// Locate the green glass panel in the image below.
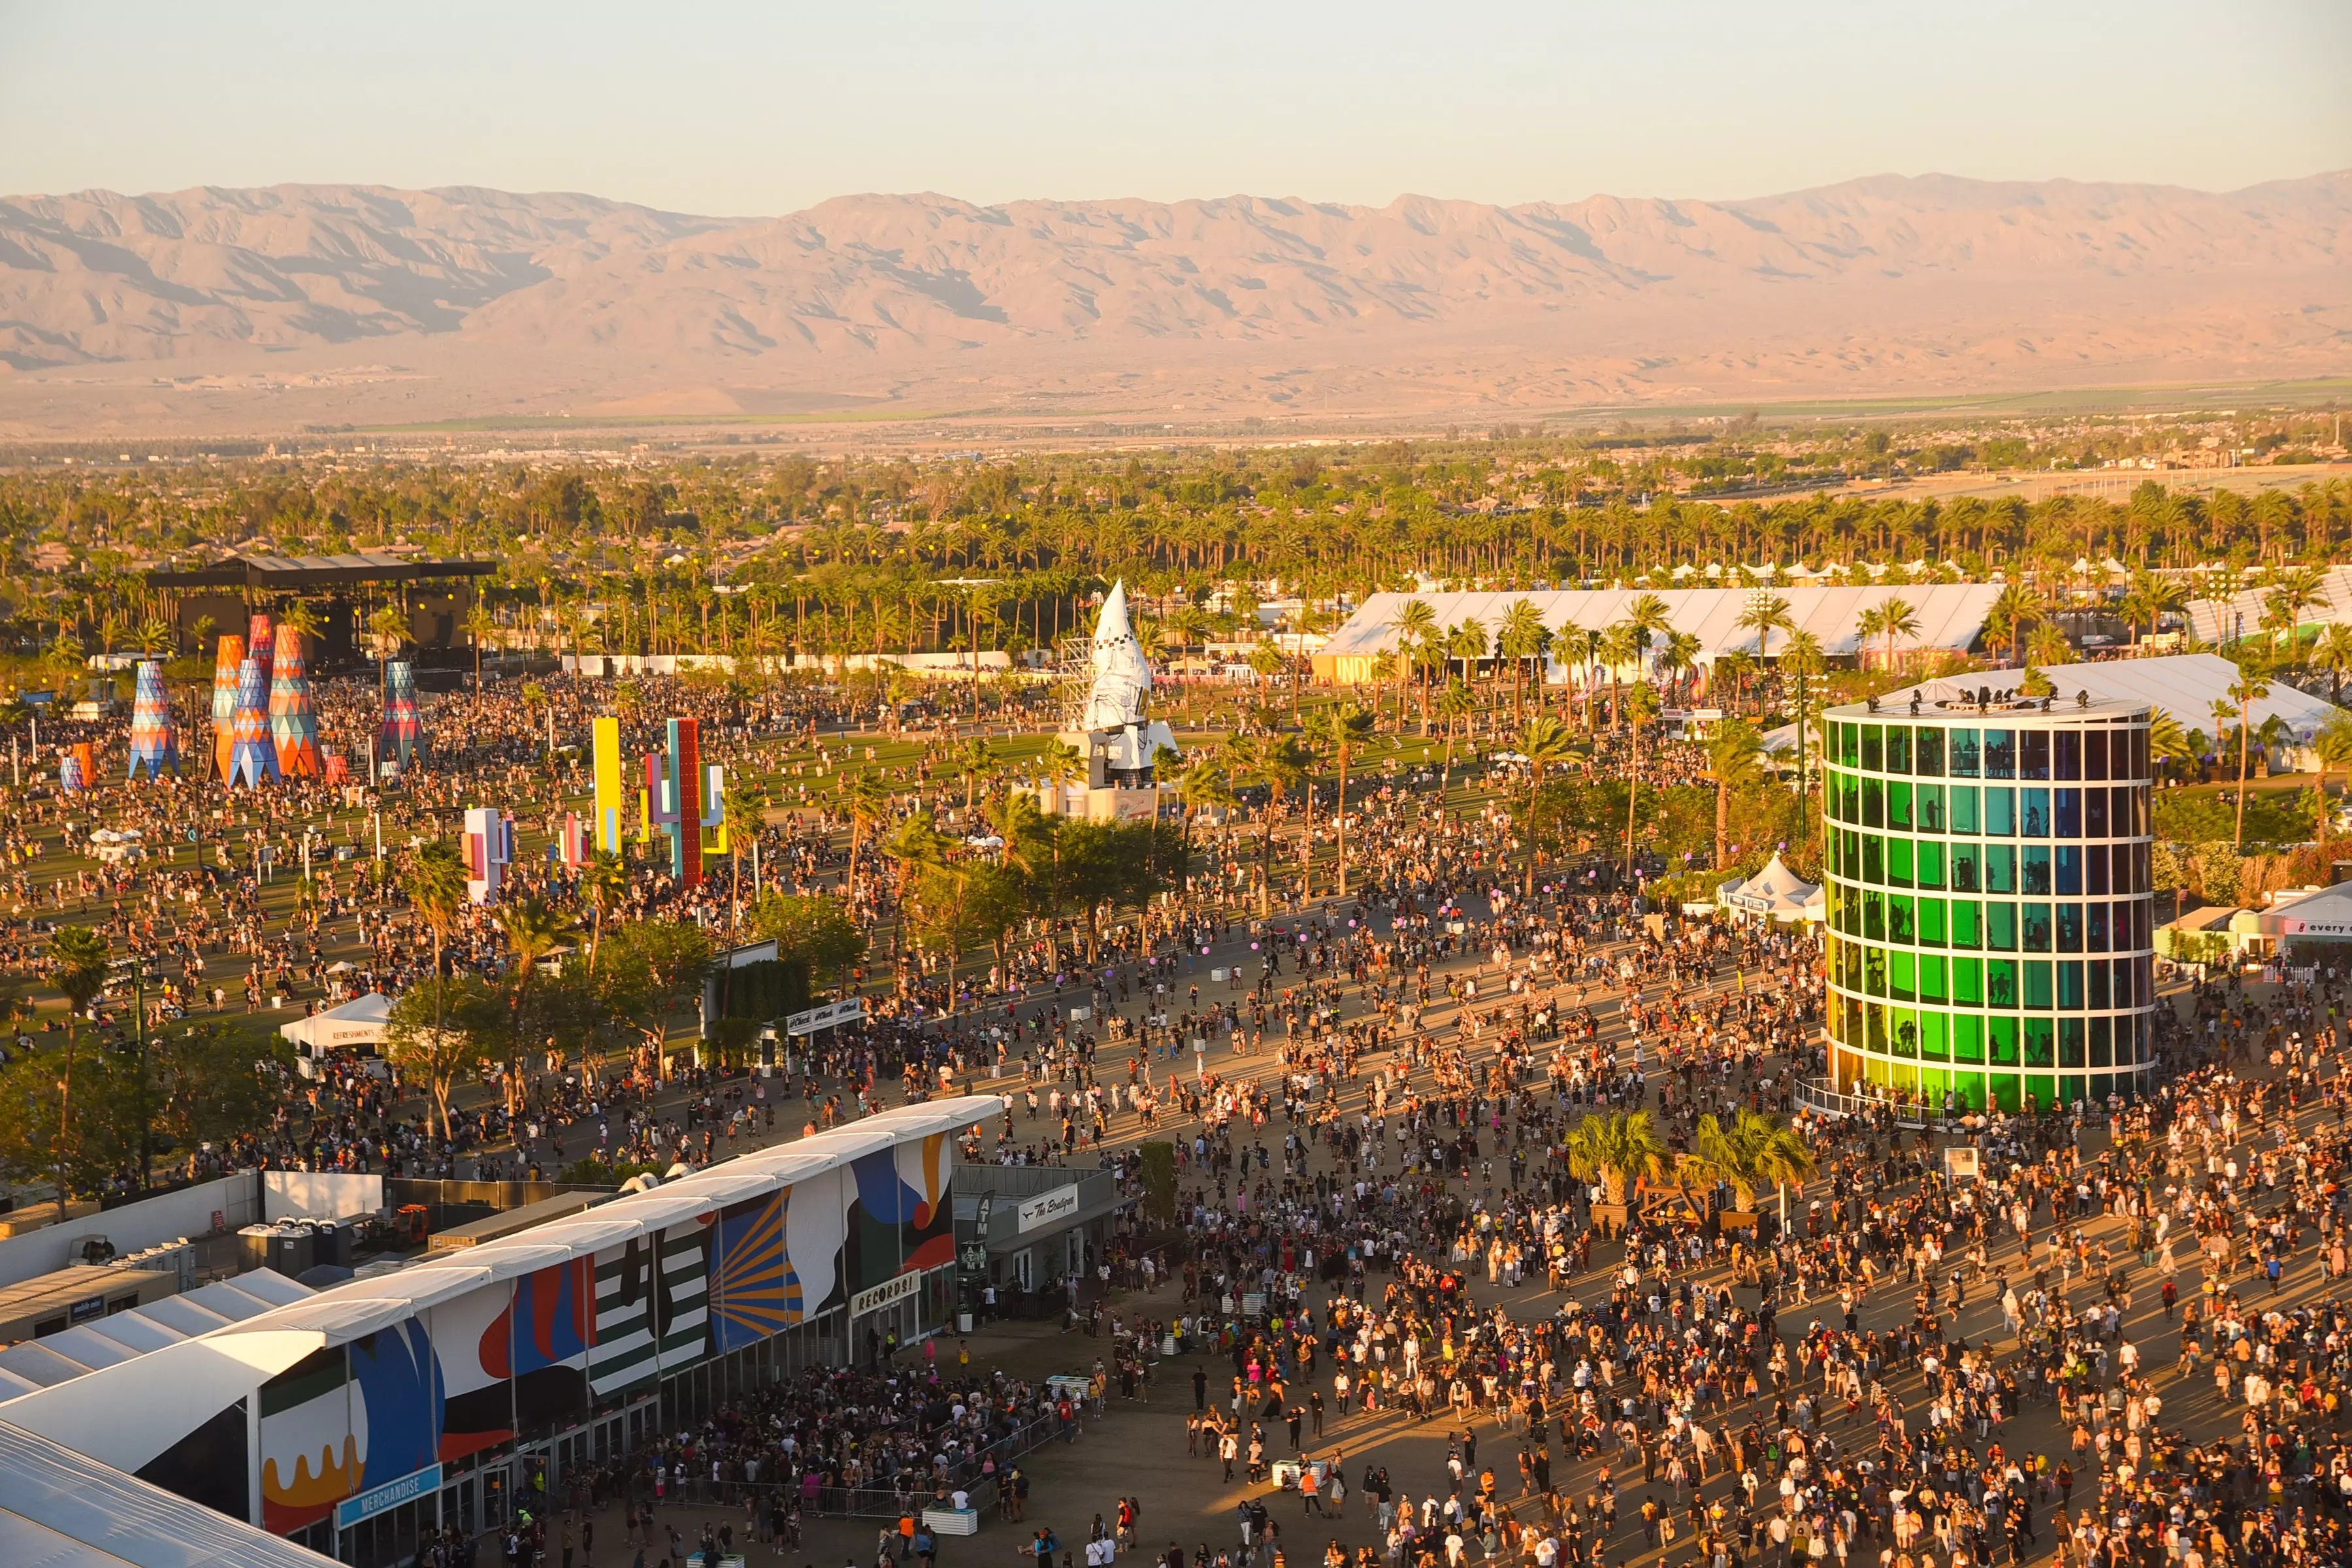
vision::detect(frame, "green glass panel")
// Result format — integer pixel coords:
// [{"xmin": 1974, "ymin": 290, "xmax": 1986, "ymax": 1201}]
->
[
  {"xmin": 2026, "ymin": 1073, "xmax": 2057, "ymax": 1111},
  {"xmin": 1985, "ymin": 902, "xmax": 2016, "ymax": 951},
  {"xmin": 1863, "ymin": 835, "xmax": 1884, "ymax": 883},
  {"xmin": 2023, "ymin": 959, "xmax": 2053, "ymax": 1009},
  {"xmin": 1916, "ymin": 840, "xmax": 1944, "ymax": 889},
  {"xmin": 1953, "ymin": 1013, "xmax": 1984, "ymax": 1063},
  {"xmin": 2021, "ymin": 902, "xmax": 2051, "ymax": 952},
  {"xmin": 1984, "ymin": 843, "xmax": 2016, "ymax": 893},
  {"xmin": 1861, "ymin": 725, "xmax": 1883, "ymax": 772},
  {"xmin": 1865, "ymin": 1003, "xmax": 1887, "ymax": 1053},
  {"xmin": 1886, "ymin": 727, "xmax": 1911, "ymax": 774},
  {"xmin": 2058, "ymin": 1017, "xmax": 2085, "ymax": 1068},
  {"xmin": 2089, "ymin": 1016, "xmax": 2113, "ymax": 1068},
  {"xmin": 1949, "ymin": 785, "xmax": 1980, "ymax": 833},
  {"xmin": 1916, "ymin": 730, "xmax": 1944, "ymax": 778},
  {"xmin": 2057, "ymin": 960, "xmax": 2083, "ymax": 1009},
  {"xmin": 1949, "ymin": 841, "xmax": 1978, "ymax": 891},
  {"xmin": 1986, "ymin": 957, "xmax": 2018, "ymax": 1007},
  {"xmin": 1887, "ymin": 894, "xmax": 1915, "ymax": 943},
  {"xmin": 1916, "ymin": 897, "xmax": 1946, "ymax": 947},
  {"xmin": 1890, "ymin": 950, "xmax": 1916, "ymax": 1002},
  {"xmin": 1987, "ymin": 1015, "xmax": 2019, "ymax": 1066},
  {"xmin": 1988, "ymin": 1072, "xmax": 2020, "ymax": 1111},
  {"xmin": 2055, "ymin": 903, "xmax": 2081, "ymax": 951},
  {"xmin": 1916, "ymin": 782, "xmax": 1946, "ymax": 832},
  {"xmin": 1862, "ymin": 779, "xmax": 1884, "ymax": 828},
  {"xmin": 2021, "ymin": 787, "xmax": 2051, "ymax": 836},
  {"xmin": 1863, "ymin": 890, "xmax": 1886, "ymax": 941},
  {"xmin": 1889, "ymin": 781, "xmax": 1912, "ymax": 832},
  {"xmin": 2022, "ymin": 845, "xmax": 2051, "ymax": 894},
  {"xmin": 2023, "ymin": 1017, "xmax": 2055, "ymax": 1067},
  {"xmin": 1864, "ymin": 945, "xmax": 1887, "ymax": 996},
  {"xmin": 1986, "ymin": 787, "xmax": 2015, "ymax": 835},
  {"xmin": 1890, "ymin": 1007, "xmax": 1919, "ymax": 1058},
  {"xmin": 1918, "ymin": 953, "xmax": 1947, "ymax": 1002},
  {"xmin": 1887, "ymin": 838, "xmax": 1914, "ymax": 888},
  {"xmin": 1951, "ymin": 956, "xmax": 1982, "ymax": 1005},
  {"xmin": 1840, "ymin": 724, "xmax": 1859, "ymax": 768},
  {"xmin": 1950, "ymin": 899, "xmax": 1980, "ymax": 949}
]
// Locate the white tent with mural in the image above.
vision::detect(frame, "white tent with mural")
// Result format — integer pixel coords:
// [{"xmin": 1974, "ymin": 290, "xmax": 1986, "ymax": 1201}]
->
[{"xmin": 1715, "ymin": 853, "xmax": 1824, "ymax": 923}]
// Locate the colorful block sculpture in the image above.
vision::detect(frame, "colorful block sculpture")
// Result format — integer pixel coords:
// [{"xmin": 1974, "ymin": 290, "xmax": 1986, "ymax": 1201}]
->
[
  {"xmin": 463, "ymin": 806, "xmax": 515, "ymax": 904},
  {"xmin": 58, "ymin": 744, "xmax": 89, "ymax": 792},
  {"xmin": 638, "ymin": 717, "xmax": 725, "ymax": 886},
  {"xmin": 211, "ymin": 632, "xmax": 246, "ymax": 783},
  {"xmin": 227, "ymin": 655, "xmax": 280, "ymax": 788},
  {"xmin": 382, "ymin": 661, "xmax": 422, "ymax": 770},
  {"xmin": 269, "ymin": 626, "xmax": 321, "ymax": 777},
  {"xmin": 127, "ymin": 660, "xmax": 179, "ymax": 779},
  {"xmin": 591, "ymin": 716, "xmax": 625, "ymax": 854},
  {"xmin": 321, "ymin": 746, "xmax": 349, "ymax": 784},
  {"xmin": 553, "ymin": 811, "xmax": 592, "ymax": 868}
]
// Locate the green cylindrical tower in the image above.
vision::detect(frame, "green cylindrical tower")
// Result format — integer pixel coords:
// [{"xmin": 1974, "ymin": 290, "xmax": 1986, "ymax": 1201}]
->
[{"xmin": 1818, "ymin": 695, "xmax": 2155, "ymax": 1113}]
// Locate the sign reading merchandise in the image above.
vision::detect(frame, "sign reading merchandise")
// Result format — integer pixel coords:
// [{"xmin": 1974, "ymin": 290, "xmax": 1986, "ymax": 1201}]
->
[
  {"xmin": 851, "ymin": 1271, "xmax": 921, "ymax": 1318},
  {"xmin": 1017, "ymin": 1186, "xmax": 1080, "ymax": 1233},
  {"xmin": 336, "ymin": 1463, "xmax": 443, "ymax": 1531}
]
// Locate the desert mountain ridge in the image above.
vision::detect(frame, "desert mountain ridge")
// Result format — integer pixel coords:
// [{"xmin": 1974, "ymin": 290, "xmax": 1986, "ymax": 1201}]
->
[{"xmin": 1, "ymin": 171, "xmax": 2346, "ymax": 435}]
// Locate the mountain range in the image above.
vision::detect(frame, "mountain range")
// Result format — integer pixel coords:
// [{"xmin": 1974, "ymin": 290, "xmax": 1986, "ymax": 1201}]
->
[{"xmin": 1, "ymin": 172, "xmax": 2346, "ymax": 434}]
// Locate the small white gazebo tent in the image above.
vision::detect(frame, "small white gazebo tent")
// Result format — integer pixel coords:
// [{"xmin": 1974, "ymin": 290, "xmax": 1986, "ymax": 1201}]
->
[
  {"xmin": 1716, "ymin": 854, "xmax": 1824, "ymax": 923},
  {"xmin": 279, "ymin": 991, "xmax": 392, "ymax": 1077}
]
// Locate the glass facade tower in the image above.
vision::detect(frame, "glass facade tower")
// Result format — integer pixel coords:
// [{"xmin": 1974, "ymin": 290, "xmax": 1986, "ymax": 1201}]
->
[{"xmin": 1819, "ymin": 698, "xmax": 2156, "ymax": 1111}]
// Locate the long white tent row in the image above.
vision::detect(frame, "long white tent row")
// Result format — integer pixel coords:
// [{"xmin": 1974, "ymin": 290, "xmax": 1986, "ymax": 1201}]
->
[
  {"xmin": 1313, "ymin": 584, "xmax": 2002, "ymax": 685},
  {"xmin": 2187, "ymin": 565, "xmax": 2352, "ymax": 646},
  {"xmin": 0, "ymin": 1096, "xmax": 1004, "ymax": 1562},
  {"xmin": 1910, "ymin": 654, "xmax": 2346, "ymax": 746}
]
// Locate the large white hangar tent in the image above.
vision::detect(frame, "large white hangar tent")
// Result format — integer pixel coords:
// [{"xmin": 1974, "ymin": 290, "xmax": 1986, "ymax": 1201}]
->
[
  {"xmin": 1313, "ymin": 584, "xmax": 2002, "ymax": 684},
  {"xmin": 0, "ymin": 1097, "xmax": 1003, "ymax": 1561},
  {"xmin": 1910, "ymin": 654, "xmax": 2346, "ymax": 747}
]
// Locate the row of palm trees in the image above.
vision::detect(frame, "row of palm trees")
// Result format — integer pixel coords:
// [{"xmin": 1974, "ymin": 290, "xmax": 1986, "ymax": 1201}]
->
[{"xmin": 1563, "ymin": 1105, "xmax": 1816, "ymax": 1220}]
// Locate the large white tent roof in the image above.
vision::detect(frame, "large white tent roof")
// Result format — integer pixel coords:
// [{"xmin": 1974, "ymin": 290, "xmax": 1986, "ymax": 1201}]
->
[
  {"xmin": 1322, "ymin": 585, "xmax": 2000, "ymax": 665},
  {"xmin": 2187, "ymin": 566, "xmax": 2352, "ymax": 645},
  {"xmin": 0, "ymin": 1419, "xmax": 335, "ymax": 1567},
  {"xmin": 1910, "ymin": 654, "xmax": 2345, "ymax": 742}
]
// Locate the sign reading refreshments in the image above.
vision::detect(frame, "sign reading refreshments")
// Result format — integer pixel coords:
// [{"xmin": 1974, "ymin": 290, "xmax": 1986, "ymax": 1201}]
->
[
  {"xmin": 1016, "ymin": 1186, "xmax": 1080, "ymax": 1233},
  {"xmin": 851, "ymin": 1271, "xmax": 920, "ymax": 1318},
  {"xmin": 336, "ymin": 1463, "xmax": 442, "ymax": 1530}
]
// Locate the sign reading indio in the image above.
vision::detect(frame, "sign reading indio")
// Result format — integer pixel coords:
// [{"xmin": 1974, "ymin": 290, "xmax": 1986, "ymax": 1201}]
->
[{"xmin": 850, "ymin": 1271, "xmax": 921, "ymax": 1318}]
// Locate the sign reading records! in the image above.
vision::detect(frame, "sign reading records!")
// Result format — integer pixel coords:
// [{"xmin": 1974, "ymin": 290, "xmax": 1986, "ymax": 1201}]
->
[
  {"xmin": 851, "ymin": 1271, "xmax": 921, "ymax": 1318},
  {"xmin": 1017, "ymin": 1186, "xmax": 1080, "ymax": 1233}
]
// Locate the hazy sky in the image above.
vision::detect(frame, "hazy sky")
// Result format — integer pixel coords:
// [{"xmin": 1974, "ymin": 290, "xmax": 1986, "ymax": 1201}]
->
[{"xmin": 4, "ymin": 1, "xmax": 2347, "ymax": 212}]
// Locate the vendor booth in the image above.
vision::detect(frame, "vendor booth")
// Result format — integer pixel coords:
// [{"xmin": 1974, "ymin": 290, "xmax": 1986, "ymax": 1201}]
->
[{"xmin": 279, "ymin": 991, "xmax": 391, "ymax": 1078}]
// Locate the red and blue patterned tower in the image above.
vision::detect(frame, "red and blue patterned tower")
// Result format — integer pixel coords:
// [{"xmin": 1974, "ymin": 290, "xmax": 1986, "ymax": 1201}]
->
[
  {"xmin": 269, "ymin": 626, "xmax": 321, "ymax": 778},
  {"xmin": 211, "ymin": 632, "xmax": 245, "ymax": 783},
  {"xmin": 382, "ymin": 660, "xmax": 422, "ymax": 770},
  {"xmin": 227, "ymin": 655, "xmax": 280, "ymax": 788},
  {"xmin": 127, "ymin": 659, "xmax": 180, "ymax": 779}
]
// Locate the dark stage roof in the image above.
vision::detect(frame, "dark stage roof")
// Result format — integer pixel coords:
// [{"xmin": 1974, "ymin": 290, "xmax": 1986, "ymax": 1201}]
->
[{"xmin": 146, "ymin": 551, "xmax": 496, "ymax": 591}]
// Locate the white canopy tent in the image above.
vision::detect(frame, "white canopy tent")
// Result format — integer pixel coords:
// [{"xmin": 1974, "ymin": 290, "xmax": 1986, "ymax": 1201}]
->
[
  {"xmin": 1715, "ymin": 854, "xmax": 1825, "ymax": 923},
  {"xmin": 278, "ymin": 992, "xmax": 391, "ymax": 1074}
]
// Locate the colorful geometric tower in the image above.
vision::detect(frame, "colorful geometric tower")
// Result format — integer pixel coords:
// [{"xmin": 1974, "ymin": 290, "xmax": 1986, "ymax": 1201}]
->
[
  {"xmin": 638, "ymin": 717, "xmax": 725, "ymax": 887},
  {"xmin": 227, "ymin": 655, "xmax": 280, "ymax": 788},
  {"xmin": 382, "ymin": 660, "xmax": 422, "ymax": 770},
  {"xmin": 268, "ymin": 626, "xmax": 321, "ymax": 778},
  {"xmin": 57, "ymin": 745, "xmax": 88, "ymax": 792},
  {"xmin": 211, "ymin": 632, "xmax": 246, "ymax": 783},
  {"xmin": 127, "ymin": 660, "xmax": 180, "ymax": 779},
  {"xmin": 246, "ymin": 613, "xmax": 274, "ymax": 681},
  {"xmin": 463, "ymin": 806, "xmax": 515, "ymax": 904}
]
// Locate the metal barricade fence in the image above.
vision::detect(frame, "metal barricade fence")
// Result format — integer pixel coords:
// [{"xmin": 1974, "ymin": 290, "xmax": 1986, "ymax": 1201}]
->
[{"xmin": 789, "ymin": 1411, "xmax": 1061, "ymax": 1518}]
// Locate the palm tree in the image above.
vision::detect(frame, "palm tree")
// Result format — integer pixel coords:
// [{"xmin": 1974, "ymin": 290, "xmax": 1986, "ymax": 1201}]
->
[
  {"xmin": 1173, "ymin": 756, "xmax": 1237, "ymax": 882},
  {"xmin": 1982, "ymin": 581, "xmax": 2037, "ymax": 665},
  {"xmin": 1735, "ymin": 593, "xmax": 1795, "ymax": 664},
  {"xmin": 1874, "ymin": 596, "xmax": 1920, "ymax": 673},
  {"xmin": 2146, "ymin": 708, "xmax": 2195, "ymax": 783},
  {"xmin": 1516, "ymin": 715, "xmax": 1578, "ymax": 897},
  {"xmin": 1563, "ymin": 1108, "xmax": 1667, "ymax": 1213},
  {"xmin": 46, "ymin": 925, "xmax": 108, "ymax": 1209},
  {"xmin": 1706, "ymin": 719, "xmax": 1769, "ymax": 874},
  {"xmin": 2229, "ymin": 659, "xmax": 2272, "ymax": 849},
  {"xmin": 495, "ymin": 894, "xmax": 581, "ymax": 1100},
  {"xmin": 1658, "ymin": 630, "xmax": 1703, "ymax": 707},
  {"xmin": 1446, "ymin": 621, "xmax": 1492, "ymax": 715},
  {"xmin": 1622, "ymin": 681, "xmax": 1661, "ymax": 880},
  {"xmin": 2311, "ymin": 713, "xmax": 2352, "ymax": 853},
  {"xmin": 842, "ymin": 770, "xmax": 894, "ymax": 902},
  {"xmin": 402, "ymin": 840, "xmax": 468, "ymax": 985},
  {"xmin": 464, "ymin": 600, "xmax": 498, "ymax": 702},
  {"xmin": 2027, "ymin": 621, "xmax": 2072, "ymax": 669},
  {"xmin": 1307, "ymin": 703, "xmax": 1376, "ymax": 896},
  {"xmin": 577, "ymin": 850, "xmax": 629, "ymax": 975},
  {"xmin": 1388, "ymin": 598, "xmax": 1438, "ymax": 729},
  {"xmin": 1596, "ymin": 621, "xmax": 1644, "ymax": 732},
  {"xmin": 2313, "ymin": 623, "xmax": 2352, "ymax": 706},
  {"xmin": 1497, "ymin": 598, "xmax": 1552, "ymax": 725},
  {"xmin": 1436, "ymin": 679, "xmax": 1478, "ymax": 796},
  {"xmin": 1691, "ymin": 1108, "xmax": 1817, "ymax": 1218},
  {"xmin": 1230, "ymin": 733, "xmax": 1310, "ymax": 915},
  {"xmin": 953, "ymin": 736, "xmax": 998, "ymax": 812}
]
